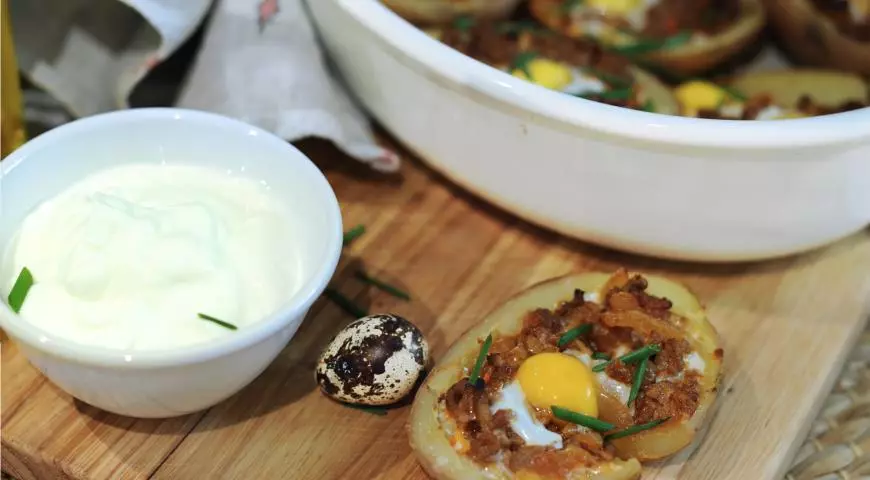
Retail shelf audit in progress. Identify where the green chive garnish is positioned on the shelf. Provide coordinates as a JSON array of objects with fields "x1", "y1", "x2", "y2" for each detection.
[
  {"x1": 604, "y1": 417, "x2": 670, "y2": 441},
  {"x1": 641, "y1": 98, "x2": 656, "y2": 112},
  {"x1": 557, "y1": 324, "x2": 592, "y2": 348},
  {"x1": 551, "y1": 406, "x2": 615, "y2": 432},
  {"x1": 468, "y1": 334, "x2": 493, "y2": 386},
  {"x1": 561, "y1": 0, "x2": 583, "y2": 12},
  {"x1": 583, "y1": 67, "x2": 632, "y2": 89},
  {"x1": 497, "y1": 20, "x2": 542, "y2": 35},
  {"x1": 7, "y1": 267, "x2": 34, "y2": 314},
  {"x1": 584, "y1": 87, "x2": 633, "y2": 101},
  {"x1": 510, "y1": 51, "x2": 538, "y2": 80},
  {"x1": 197, "y1": 313, "x2": 238, "y2": 331},
  {"x1": 344, "y1": 403, "x2": 388, "y2": 416},
  {"x1": 592, "y1": 352, "x2": 611, "y2": 361},
  {"x1": 343, "y1": 225, "x2": 366, "y2": 246},
  {"x1": 612, "y1": 31, "x2": 692, "y2": 55},
  {"x1": 323, "y1": 288, "x2": 369, "y2": 318},
  {"x1": 721, "y1": 84, "x2": 747, "y2": 101},
  {"x1": 355, "y1": 271, "x2": 411, "y2": 301},
  {"x1": 453, "y1": 15, "x2": 475, "y2": 32},
  {"x1": 628, "y1": 358, "x2": 647, "y2": 405},
  {"x1": 592, "y1": 344, "x2": 661, "y2": 372}
]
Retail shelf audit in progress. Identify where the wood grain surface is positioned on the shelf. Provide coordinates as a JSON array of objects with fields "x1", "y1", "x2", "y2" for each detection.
[{"x1": 2, "y1": 138, "x2": 870, "y2": 480}]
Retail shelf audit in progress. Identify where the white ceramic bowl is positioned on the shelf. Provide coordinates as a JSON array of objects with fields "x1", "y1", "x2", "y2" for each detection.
[
  {"x1": 308, "y1": 0, "x2": 870, "y2": 261},
  {"x1": 0, "y1": 108, "x2": 343, "y2": 418}
]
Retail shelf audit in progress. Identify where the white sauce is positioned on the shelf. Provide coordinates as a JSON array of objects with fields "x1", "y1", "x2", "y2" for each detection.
[
  {"x1": 573, "y1": 0, "x2": 662, "y2": 36},
  {"x1": 490, "y1": 381, "x2": 563, "y2": 448},
  {"x1": 562, "y1": 68, "x2": 607, "y2": 97},
  {"x1": 583, "y1": 290, "x2": 601, "y2": 303},
  {"x1": 718, "y1": 103, "x2": 745, "y2": 119},
  {"x1": 755, "y1": 105, "x2": 787, "y2": 120},
  {"x1": 2, "y1": 164, "x2": 301, "y2": 351}
]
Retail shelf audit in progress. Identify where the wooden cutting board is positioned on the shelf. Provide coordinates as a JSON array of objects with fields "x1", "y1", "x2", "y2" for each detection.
[{"x1": 2, "y1": 138, "x2": 869, "y2": 480}]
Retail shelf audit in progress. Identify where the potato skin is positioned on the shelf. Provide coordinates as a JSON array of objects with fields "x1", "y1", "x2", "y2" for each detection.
[
  {"x1": 528, "y1": 0, "x2": 766, "y2": 76},
  {"x1": 724, "y1": 69, "x2": 870, "y2": 108},
  {"x1": 407, "y1": 272, "x2": 723, "y2": 479},
  {"x1": 763, "y1": 0, "x2": 870, "y2": 75},
  {"x1": 383, "y1": 0, "x2": 522, "y2": 24}
]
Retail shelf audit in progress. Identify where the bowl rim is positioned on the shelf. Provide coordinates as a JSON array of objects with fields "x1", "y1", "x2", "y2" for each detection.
[
  {"x1": 0, "y1": 108, "x2": 343, "y2": 369},
  {"x1": 328, "y1": 0, "x2": 870, "y2": 150}
]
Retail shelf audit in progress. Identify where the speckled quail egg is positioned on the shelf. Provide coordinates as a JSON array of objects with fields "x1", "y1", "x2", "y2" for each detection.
[{"x1": 316, "y1": 314, "x2": 429, "y2": 406}]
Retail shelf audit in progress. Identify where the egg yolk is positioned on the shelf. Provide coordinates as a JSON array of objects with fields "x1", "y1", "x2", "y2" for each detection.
[
  {"x1": 586, "y1": 0, "x2": 644, "y2": 14},
  {"x1": 674, "y1": 80, "x2": 729, "y2": 117},
  {"x1": 511, "y1": 58, "x2": 573, "y2": 91},
  {"x1": 516, "y1": 352, "x2": 598, "y2": 418}
]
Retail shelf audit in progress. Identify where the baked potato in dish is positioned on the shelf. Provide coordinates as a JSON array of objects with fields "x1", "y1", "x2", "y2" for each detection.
[
  {"x1": 428, "y1": 20, "x2": 679, "y2": 114},
  {"x1": 408, "y1": 270, "x2": 724, "y2": 480},
  {"x1": 673, "y1": 69, "x2": 869, "y2": 119},
  {"x1": 528, "y1": 0, "x2": 766, "y2": 76},
  {"x1": 382, "y1": 0, "x2": 522, "y2": 24},
  {"x1": 763, "y1": 0, "x2": 870, "y2": 75}
]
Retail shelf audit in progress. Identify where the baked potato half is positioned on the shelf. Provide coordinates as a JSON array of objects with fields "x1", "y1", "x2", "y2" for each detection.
[
  {"x1": 408, "y1": 270, "x2": 724, "y2": 479},
  {"x1": 763, "y1": 0, "x2": 870, "y2": 75},
  {"x1": 428, "y1": 20, "x2": 680, "y2": 114},
  {"x1": 382, "y1": 0, "x2": 522, "y2": 24},
  {"x1": 673, "y1": 69, "x2": 869, "y2": 119},
  {"x1": 528, "y1": 0, "x2": 766, "y2": 76}
]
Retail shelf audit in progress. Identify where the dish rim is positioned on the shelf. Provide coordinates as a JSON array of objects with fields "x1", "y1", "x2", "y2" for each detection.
[
  {"x1": 0, "y1": 108, "x2": 344, "y2": 369},
  {"x1": 331, "y1": 0, "x2": 870, "y2": 150}
]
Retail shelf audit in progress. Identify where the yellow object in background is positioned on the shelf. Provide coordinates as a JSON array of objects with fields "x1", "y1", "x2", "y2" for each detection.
[{"x1": 2, "y1": 0, "x2": 27, "y2": 159}]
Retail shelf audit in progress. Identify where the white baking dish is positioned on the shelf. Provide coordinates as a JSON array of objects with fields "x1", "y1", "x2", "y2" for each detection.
[{"x1": 307, "y1": 0, "x2": 870, "y2": 262}]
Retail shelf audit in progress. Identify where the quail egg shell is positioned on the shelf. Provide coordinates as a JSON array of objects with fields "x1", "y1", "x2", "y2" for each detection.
[{"x1": 315, "y1": 314, "x2": 429, "y2": 406}]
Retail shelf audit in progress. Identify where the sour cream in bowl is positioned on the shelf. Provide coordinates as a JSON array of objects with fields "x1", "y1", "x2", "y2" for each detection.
[{"x1": 0, "y1": 108, "x2": 343, "y2": 418}]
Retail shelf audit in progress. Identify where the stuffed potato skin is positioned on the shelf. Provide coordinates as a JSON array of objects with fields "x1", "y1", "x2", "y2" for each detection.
[
  {"x1": 528, "y1": 0, "x2": 766, "y2": 76},
  {"x1": 407, "y1": 272, "x2": 723, "y2": 479},
  {"x1": 383, "y1": 0, "x2": 522, "y2": 24},
  {"x1": 725, "y1": 69, "x2": 870, "y2": 109},
  {"x1": 763, "y1": 0, "x2": 870, "y2": 75}
]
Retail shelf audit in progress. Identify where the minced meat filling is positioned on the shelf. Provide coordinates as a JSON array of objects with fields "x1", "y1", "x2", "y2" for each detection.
[{"x1": 440, "y1": 273, "x2": 703, "y2": 474}]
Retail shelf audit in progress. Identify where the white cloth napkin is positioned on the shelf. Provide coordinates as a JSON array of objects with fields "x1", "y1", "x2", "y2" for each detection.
[{"x1": 9, "y1": 0, "x2": 400, "y2": 172}]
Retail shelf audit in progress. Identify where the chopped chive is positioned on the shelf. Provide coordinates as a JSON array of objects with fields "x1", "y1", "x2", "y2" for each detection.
[
  {"x1": 586, "y1": 87, "x2": 634, "y2": 101},
  {"x1": 344, "y1": 403, "x2": 388, "y2": 416},
  {"x1": 557, "y1": 324, "x2": 592, "y2": 348},
  {"x1": 323, "y1": 288, "x2": 369, "y2": 318},
  {"x1": 628, "y1": 358, "x2": 647, "y2": 405},
  {"x1": 453, "y1": 15, "x2": 475, "y2": 32},
  {"x1": 612, "y1": 31, "x2": 692, "y2": 55},
  {"x1": 560, "y1": 0, "x2": 583, "y2": 12},
  {"x1": 604, "y1": 417, "x2": 670, "y2": 441},
  {"x1": 7, "y1": 267, "x2": 34, "y2": 314},
  {"x1": 510, "y1": 51, "x2": 538, "y2": 80},
  {"x1": 583, "y1": 67, "x2": 632, "y2": 89},
  {"x1": 592, "y1": 352, "x2": 611, "y2": 361},
  {"x1": 720, "y1": 84, "x2": 747, "y2": 101},
  {"x1": 641, "y1": 98, "x2": 656, "y2": 112},
  {"x1": 551, "y1": 406, "x2": 615, "y2": 432},
  {"x1": 355, "y1": 271, "x2": 411, "y2": 301},
  {"x1": 592, "y1": 344, "x2": 661, "y2": 372},
  {"x1": 343, "y1": 225, "x2": 366, "y2": 246},
  {"x1": 497, "y1": 20, "x2": 543, "y2": 35},
  {"x1": 468, "y1": 334, "x2": 493, "y2": 386},
  {"x1": 197, "y1": 313, "x2": 238, "y2": 331}
]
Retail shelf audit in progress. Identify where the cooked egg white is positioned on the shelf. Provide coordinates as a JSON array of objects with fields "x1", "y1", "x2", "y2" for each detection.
[
  {"x1": 511, "y1": 58, "x2": 607, "y2": 96},
  {"x1": 490, "y1": 381, "x2": 564, "y2": 448},
  {"x1": 570, "y1": 351, "x2": 632, "y2": 405}
]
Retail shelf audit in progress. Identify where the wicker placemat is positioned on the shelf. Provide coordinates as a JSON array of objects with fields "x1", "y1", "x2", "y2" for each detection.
[{"x1": 786, "y1": 330, "x2": 870, "y2": 480}]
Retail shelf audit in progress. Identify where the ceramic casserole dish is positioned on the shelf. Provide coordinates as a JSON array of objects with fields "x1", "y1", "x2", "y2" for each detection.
[{"x1": 306, "y1": 0, "x2": 870, "y2": 262}]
